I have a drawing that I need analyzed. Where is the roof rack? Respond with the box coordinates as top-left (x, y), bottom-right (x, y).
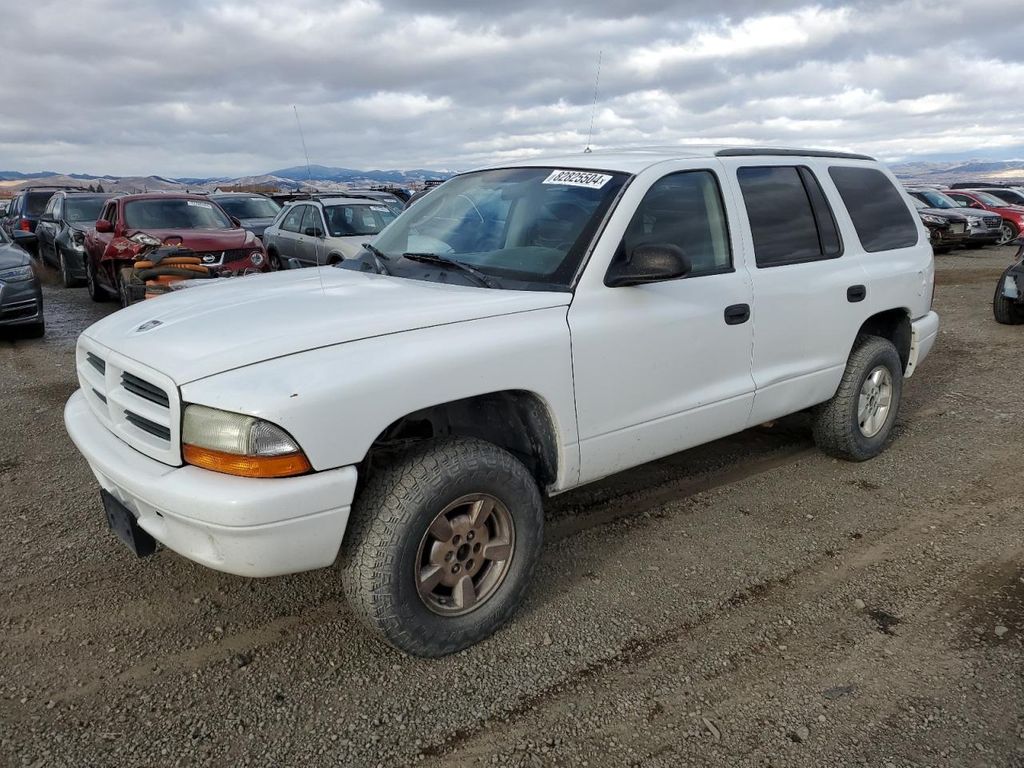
top-left (18, 184), bottom-right (91, 192)
top-left (715, 148), bottom-right (875, 161)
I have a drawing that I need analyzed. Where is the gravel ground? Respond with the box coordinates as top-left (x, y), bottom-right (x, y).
top-left (1, 248), bottom-right (1022, 767)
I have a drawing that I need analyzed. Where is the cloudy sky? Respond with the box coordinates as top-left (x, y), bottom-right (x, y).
top-left (1, 0), bottom-right (1022, 177)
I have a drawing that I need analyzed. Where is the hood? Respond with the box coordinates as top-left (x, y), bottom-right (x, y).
top-left (238, 218), bottom-right (275, 238)
top-left (81, 268), bottom-right (570, 384)
top-left (130, 227), bottom-right (257, 251)
top-left (919, 207), bottom-right (968, 221)
top-left (0, 242), bottom-right (30, 268)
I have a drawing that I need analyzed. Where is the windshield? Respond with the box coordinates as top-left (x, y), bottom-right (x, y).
top-left (215, 196), bottom-right (281, 219)
top-left (66, 196), bottom-right (108, 223)
top-left (911, 198), bottom-right (926, 209)
top-left (987, 189), bottom-right (1024, 205)
top-left (914, 190), bottom-right (959, 209)
top-left (124, 199), bottom-right (234, 230)
top-left (355, 167), bottom-right (629, 290)
top-left (324, 204), bottom-right (396, 237)
top-left (972, 191), bottom-right (1009, 207)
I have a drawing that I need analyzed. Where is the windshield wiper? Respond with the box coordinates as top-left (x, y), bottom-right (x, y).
top-left (361, 243), bottom-right (391, 275)
top-left (402, 252), bottom-right (498, 289)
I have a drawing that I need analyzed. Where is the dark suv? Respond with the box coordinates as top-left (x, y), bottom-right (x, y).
top-left (0, 187), bottom-right (82, 253)
top-left (36, 191), bottom-right (115, 287)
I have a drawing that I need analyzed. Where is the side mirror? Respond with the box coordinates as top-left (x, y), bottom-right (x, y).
top-left (95, 219), bottom-right (113, 233)
top-left (605, 243), bottom-right (691, 288)
top-left (39, 213), bottom-right (54, 222)
top-left (304, 226), bottom-right (324, 238)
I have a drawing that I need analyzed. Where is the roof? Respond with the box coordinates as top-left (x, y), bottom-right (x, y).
top-left (485, 146), bottom-right (876, 174)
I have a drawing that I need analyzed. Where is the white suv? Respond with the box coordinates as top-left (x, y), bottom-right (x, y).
top-left (65, 147), bottom-right (939, 656)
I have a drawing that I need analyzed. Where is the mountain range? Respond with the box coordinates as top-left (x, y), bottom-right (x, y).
top-left (2, 158), bottom-right (1024, 193)
top-left (0, 165), bottom-right (453, 193)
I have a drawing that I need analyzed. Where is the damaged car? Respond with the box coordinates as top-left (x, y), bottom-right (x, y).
top-left (84, 193), bottom-right (270, 307)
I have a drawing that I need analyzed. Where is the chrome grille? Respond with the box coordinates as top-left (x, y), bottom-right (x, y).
top-left (984, 216), bottom-right (1001, 228)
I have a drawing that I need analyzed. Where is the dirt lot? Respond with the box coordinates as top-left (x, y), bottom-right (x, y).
top-left (1, 248), bottom-right (1022, 768)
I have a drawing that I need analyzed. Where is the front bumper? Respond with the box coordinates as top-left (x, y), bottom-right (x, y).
top-left (905, 311), bottom-right (940, 378)
top-left (64, 390), bottom-right (357, 577)
top-left (0, 276), bottom-right (43, 327)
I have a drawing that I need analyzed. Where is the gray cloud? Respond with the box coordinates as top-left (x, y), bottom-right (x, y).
top-left (0, 0), bottom-right (1020, 176)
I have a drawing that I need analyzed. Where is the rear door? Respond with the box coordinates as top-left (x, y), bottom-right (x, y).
top-left (720, 158), bottom-right (870, 425)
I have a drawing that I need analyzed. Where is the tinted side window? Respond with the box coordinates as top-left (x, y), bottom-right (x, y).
top-left (281, 205), bottom-right (304, 233)
top-left (619, 170), bottom-right (732, 277)
top-left (737, 166), bottom-right (841, 267)
top-left (829, 166), bottom-right (919, 252)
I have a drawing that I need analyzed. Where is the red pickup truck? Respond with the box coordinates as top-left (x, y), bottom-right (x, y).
top-left (84, 193), bottom-right (270, 305)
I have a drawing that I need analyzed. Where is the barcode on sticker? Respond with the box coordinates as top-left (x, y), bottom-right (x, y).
top-left (542, 170), bottom-right (612, 189)
top-left (187, 201), bottom-right (213, 209)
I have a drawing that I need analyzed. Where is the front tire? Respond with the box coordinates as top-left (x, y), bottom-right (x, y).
top-left (341, 438), bottom-right (544, 657)
top-left (86, 259), bottom-right (111, 302)
top-left (59, 249), bottom-right (85, 288)
top-left (998, 222), bottom-right (1018, 246)
top-left (813, 336), bottom-right (904, 461)
top-left (267, 247), bottom-right (282, 270)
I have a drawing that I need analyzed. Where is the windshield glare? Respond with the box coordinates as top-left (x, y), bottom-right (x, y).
top-left (916, 190), bottom-right (959, 209)
top-left (124, 199), bottom-right (234, 230)
top-left (324, 204), bottom-right (396, 237)
top-left (66, 197), bottom-right (107, 223)
top-left (215, 197), bottom-right (281, 219)
top-left (365, 167), bottom-right (628, 290)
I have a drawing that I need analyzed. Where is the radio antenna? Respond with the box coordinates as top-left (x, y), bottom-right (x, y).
top-left (584, 50), bottom-right (603, 153)
top-left (293, 105), bottom-right (313, 187)
top-left (293, 105), bottom-right (324, 292)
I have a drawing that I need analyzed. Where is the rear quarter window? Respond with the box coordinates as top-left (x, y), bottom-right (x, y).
top-left (828, 166), bottom-right (919, 253)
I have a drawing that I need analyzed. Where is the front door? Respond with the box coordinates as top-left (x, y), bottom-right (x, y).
top-left (569, 167), bottom-right (756, 485)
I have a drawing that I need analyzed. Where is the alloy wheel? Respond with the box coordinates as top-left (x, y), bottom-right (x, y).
top-left (858, 365), bottom-right (893, 438)
top-left (998, 223), bottom-right (1016, 246)
top-left (415, 493), bottom-right (516, 617)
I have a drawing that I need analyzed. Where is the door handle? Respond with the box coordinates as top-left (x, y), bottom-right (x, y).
top-left (847, 284), bottom-right (867, 303)
top-left (724, 303), bottom-right (751, 325)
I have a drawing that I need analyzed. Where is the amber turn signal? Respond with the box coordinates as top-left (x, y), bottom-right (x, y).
top-left (183, 444), bottom-right (312, 478)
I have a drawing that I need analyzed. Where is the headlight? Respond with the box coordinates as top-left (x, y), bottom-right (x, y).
top-left (181, 404), bottom-right (312, 478)
top-left (967, 216), bottom-right (982, 226)
top-left (921, 214), bottom-right (945, 225)
top-left (0, 264), bottom-right (33, 281)
top-left (129, 232), bottom-right (163, 246)
top-left (249, 251), bottom-right (264, 266)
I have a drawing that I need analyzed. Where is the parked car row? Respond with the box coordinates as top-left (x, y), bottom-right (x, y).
top-left (905, 183), bottom-right (1024, 249)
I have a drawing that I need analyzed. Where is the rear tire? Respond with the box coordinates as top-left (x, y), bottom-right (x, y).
top-left (993, 271), bottom-right (1024, 324)
top-left (341, 437), bottom-right (544, 657)
top-left (267, 247), bottom-right (282, 270)
top-left (813, 336), bottom-right (903, 462)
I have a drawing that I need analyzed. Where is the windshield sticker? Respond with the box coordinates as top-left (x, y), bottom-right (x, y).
top-left (542, 170), bottom-right (613, 189)
top-left (369, 205), bottom-right (389, 212)
top-left (187, 200), bottom-right (213, 209)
